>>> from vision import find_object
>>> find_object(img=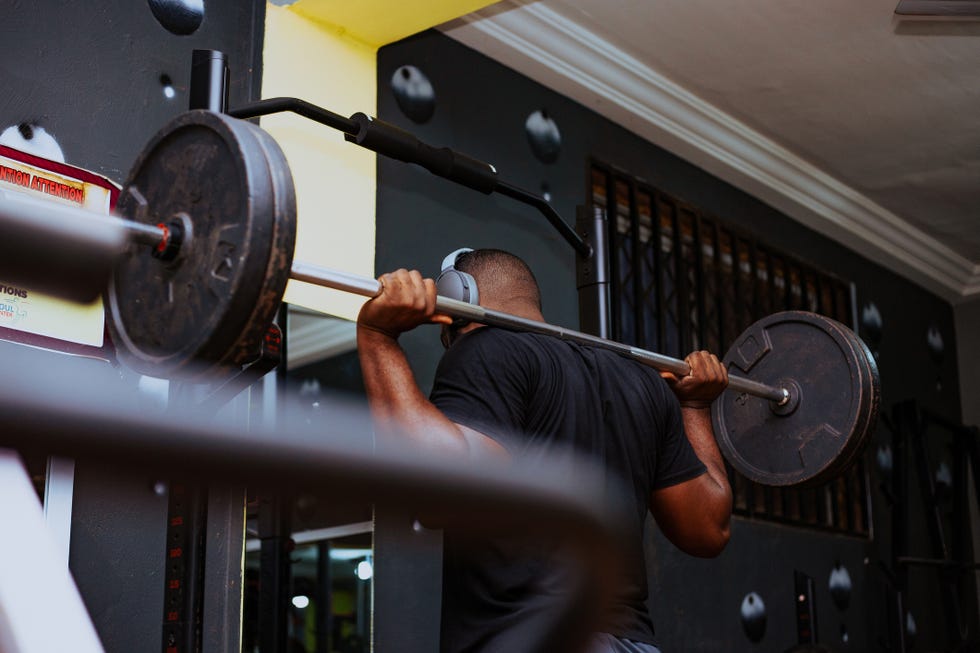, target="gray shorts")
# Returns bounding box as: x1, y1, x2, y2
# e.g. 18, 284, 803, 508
588, 633, 662, 653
